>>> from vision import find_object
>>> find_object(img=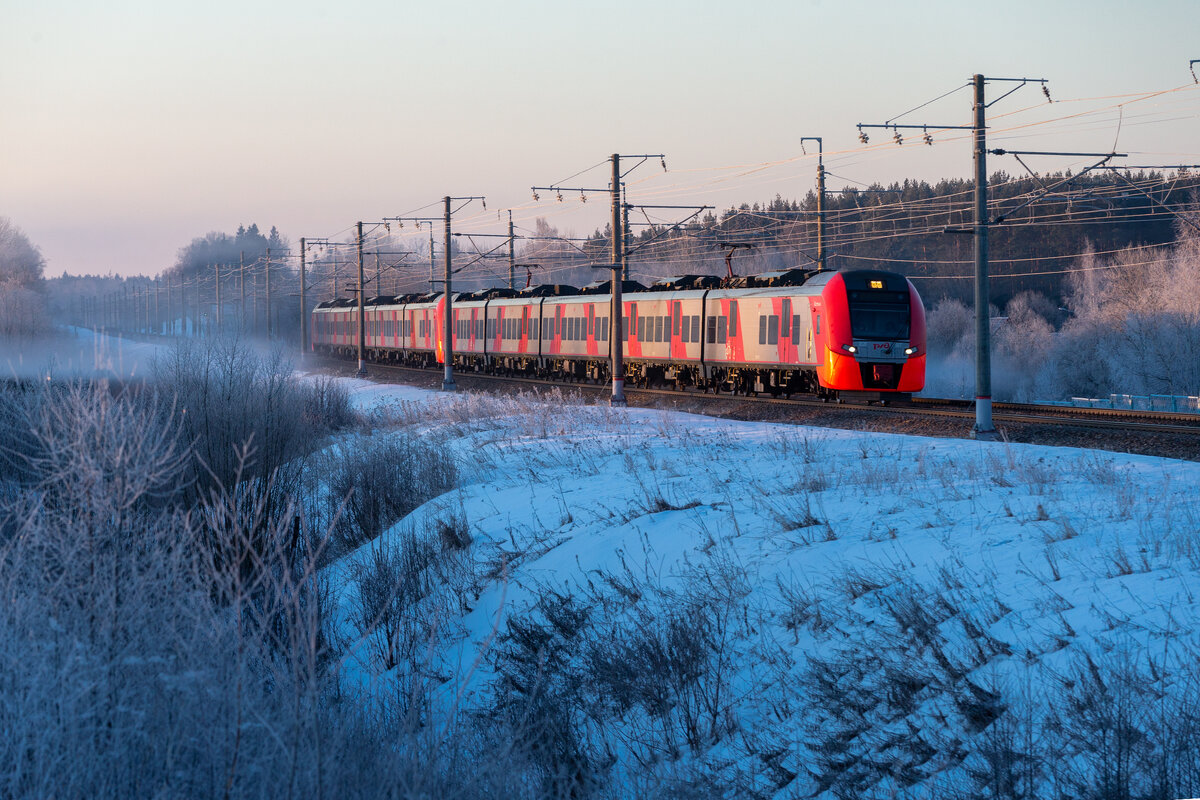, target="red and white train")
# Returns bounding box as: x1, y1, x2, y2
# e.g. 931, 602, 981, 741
311, 268, 926, 400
